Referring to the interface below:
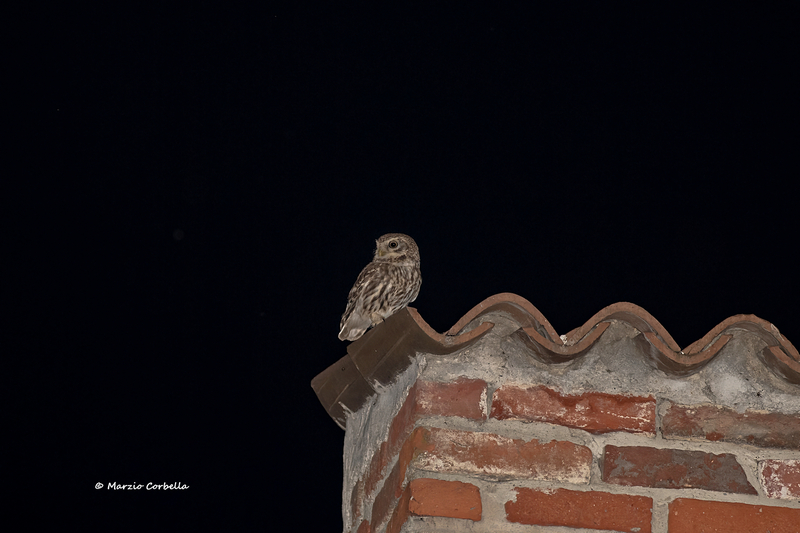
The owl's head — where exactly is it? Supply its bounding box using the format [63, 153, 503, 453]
[374, 233, 420, 264]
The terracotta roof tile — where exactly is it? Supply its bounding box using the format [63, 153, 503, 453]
[312, 293, 799, 428]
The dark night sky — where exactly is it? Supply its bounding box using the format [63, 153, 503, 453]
[16, 4, 799, 530]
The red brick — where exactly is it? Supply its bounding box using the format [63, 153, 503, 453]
[385, 483, 410, 533]
[662, 402, 800, 450]
[350, 478, 364, 522]
[368, 425, 589, 529]
[415, 378, 487, 421]
[491, 385, 656, 434]
[370, 426, 434, 528]
[385, 381, 420, 460]
[359, 378, 487, 504]
[668, 498, 800, 533]
[505, 487, 652, 532]
[356, 378, 488, 518]
[363, 442, 386, 499]
[370, 457, 402, 530]
[603, 445, 756, 494]
[759, 459, 800, 500]
[413, 427, 592, 483]
[361, 380, 423, 502]
[406, 478, 481, 521]
[385, 478, 481, 532]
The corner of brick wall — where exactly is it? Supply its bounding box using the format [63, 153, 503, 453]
[346, 378, 800, 533]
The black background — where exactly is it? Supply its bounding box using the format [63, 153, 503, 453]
[16, 4, 799, 531]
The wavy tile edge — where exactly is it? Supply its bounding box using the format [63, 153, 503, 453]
[312, 293, 799, 428]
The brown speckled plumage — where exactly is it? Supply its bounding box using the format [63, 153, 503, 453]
[338, 233, 421, 341]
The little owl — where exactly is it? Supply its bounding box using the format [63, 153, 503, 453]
[338, 233, 422, 341]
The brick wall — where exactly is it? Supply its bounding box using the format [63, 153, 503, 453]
[322, 303, 800, 533]
[346, 377, 800, 533]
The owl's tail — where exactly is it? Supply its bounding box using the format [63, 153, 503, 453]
[338, 311, 371, 341]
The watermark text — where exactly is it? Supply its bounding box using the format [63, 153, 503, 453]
[95, 482, 189, 490]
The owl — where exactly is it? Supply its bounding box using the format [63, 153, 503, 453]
[338, 233, 422, 341]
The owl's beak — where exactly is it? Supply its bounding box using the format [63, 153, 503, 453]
[378, 249, 386, 257]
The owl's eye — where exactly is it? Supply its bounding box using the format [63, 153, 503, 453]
[389, 241, 398, 249]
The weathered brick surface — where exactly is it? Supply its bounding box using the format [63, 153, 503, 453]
[603, 445, 756, 494]
[668, 498, 800, 533]
[350, 478, 364, 523]
[406, 478, 482, 521]
[384, 382, 420, 462]
[363, 443, 387, 500]
[413, 426, 592, 483]
[358, 378, 488, 508]
[505, 487, 652, 532]
[351, 380, 800, 533]
[369, 456, 403, 531]
[368, 426, 436, 529]
[415, 378, 487, 421]
[759, 459, 800, 500]
[662, 402, 800, 450]
[360, 381, 420, 509]
[491, 385, 656, 434]
[385, 478, 481, 533]
[384, 482, 410, 533]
